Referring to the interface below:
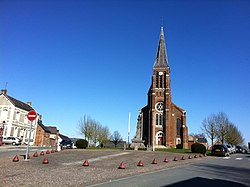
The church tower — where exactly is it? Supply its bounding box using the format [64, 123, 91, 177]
[137, 27, 188, 149]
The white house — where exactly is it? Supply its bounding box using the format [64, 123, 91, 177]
[0, 89, 38, 145]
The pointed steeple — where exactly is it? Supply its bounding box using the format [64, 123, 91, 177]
[153, 27, 169, 68]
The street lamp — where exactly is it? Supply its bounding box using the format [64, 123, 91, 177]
[0, 121, 5, 146]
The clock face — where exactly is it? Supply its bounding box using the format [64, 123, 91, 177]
[155, 102, 164, 112]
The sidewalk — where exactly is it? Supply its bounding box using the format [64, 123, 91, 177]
[0, 144, 34, 149]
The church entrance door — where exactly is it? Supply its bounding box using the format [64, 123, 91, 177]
[158, 136, 163, 145]
[156, 131, 164, 145]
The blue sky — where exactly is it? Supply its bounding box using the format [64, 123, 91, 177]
[1, 0, 250, 145]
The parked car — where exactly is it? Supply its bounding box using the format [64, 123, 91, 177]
[236, 145, 248, 153]
[231, 145, 236, 153]
[2, 137, 22, 145]
[59, 140, 73, 149]
[212, 144, 230, 157]
[225, 144, 233, 154]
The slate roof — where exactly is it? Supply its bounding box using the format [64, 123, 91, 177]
[153, 27, 169, 69]
[3, 94, 34, 111]
[46, 126, 58, 134]
[59, 133, 71, 141]
[37, 121, 60, 135]
[37, 120, 51, 133]
[197, 137, 208, 143]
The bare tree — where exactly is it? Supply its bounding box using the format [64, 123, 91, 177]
[225, 122, 244, 145]
[78, 115, 94, 143]
[110, 131, 123, 147]
[215, 112, 229, 144]
[201, 114, 217, 146]
[91, 121, 101, 147]
[201, 111, 244, 145]
[79, 115, 110, 147]
[97, 125, 110, 147]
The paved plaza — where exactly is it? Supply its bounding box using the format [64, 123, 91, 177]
[0, 149, 209, 186]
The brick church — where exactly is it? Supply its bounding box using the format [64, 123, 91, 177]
[136, 27, 188, 149]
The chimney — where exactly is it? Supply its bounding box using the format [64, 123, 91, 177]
[27, 102, 32, 106]
[1, 89, 7, 95]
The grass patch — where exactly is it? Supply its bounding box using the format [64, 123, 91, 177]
[155, 148, 192, 154]
[155, 148, 211, 154]
[84, 147, 124, 150]
[78, 147, 211, 155]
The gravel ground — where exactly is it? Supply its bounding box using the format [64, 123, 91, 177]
[0, 149, 210, 187]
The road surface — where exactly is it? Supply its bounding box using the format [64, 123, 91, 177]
[89, 153, 250, 187]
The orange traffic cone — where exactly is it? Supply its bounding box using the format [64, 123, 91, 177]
[40, 151, 44, 156]
[118, 162, 125, 169]
[163, 157, 169, 163]
[173, 156, 178, 161]
[151, 158, 157, 164]
[33, 152, 38, 157]
[181, 155, 186, 160]
[137, 160, 144, 167]
[188, 155, 193, 159]
[82, 160, 89, 167]
[42, 157, 49, 164]
[13, 155, 19, 162]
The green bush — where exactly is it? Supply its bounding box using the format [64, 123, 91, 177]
[176, 144, 183, 149]
[76, 139, 88, 149]
[191, 143, 206, 154]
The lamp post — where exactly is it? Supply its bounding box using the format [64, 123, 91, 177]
[0, 121, 5, 146]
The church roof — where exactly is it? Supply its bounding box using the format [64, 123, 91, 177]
[153, 27, 169, 69]
[172, 102, 185, 113]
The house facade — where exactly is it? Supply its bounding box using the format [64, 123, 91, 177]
[188, 135, 208, 149]
[136, 27, 188, 149]
[0, 89, 38, 145]
[34, 115, 59, 148]
[46, 126, 59, 147]
[34, 119, 51, 147]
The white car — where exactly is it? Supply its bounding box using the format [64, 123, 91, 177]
[231, 145, 236, 153]
[226, 144, 233, 154]
[2, 137, 22, 145]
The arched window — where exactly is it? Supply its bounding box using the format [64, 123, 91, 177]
[159, 75, 163, 88]
[159, 114, 163, 125]
[156, 113, 163, 126]
[156, 72, 159, 88]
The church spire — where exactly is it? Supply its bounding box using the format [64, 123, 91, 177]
[153, 27, 169, 68]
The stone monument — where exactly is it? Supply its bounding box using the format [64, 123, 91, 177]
[130, 113, 145, 149]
